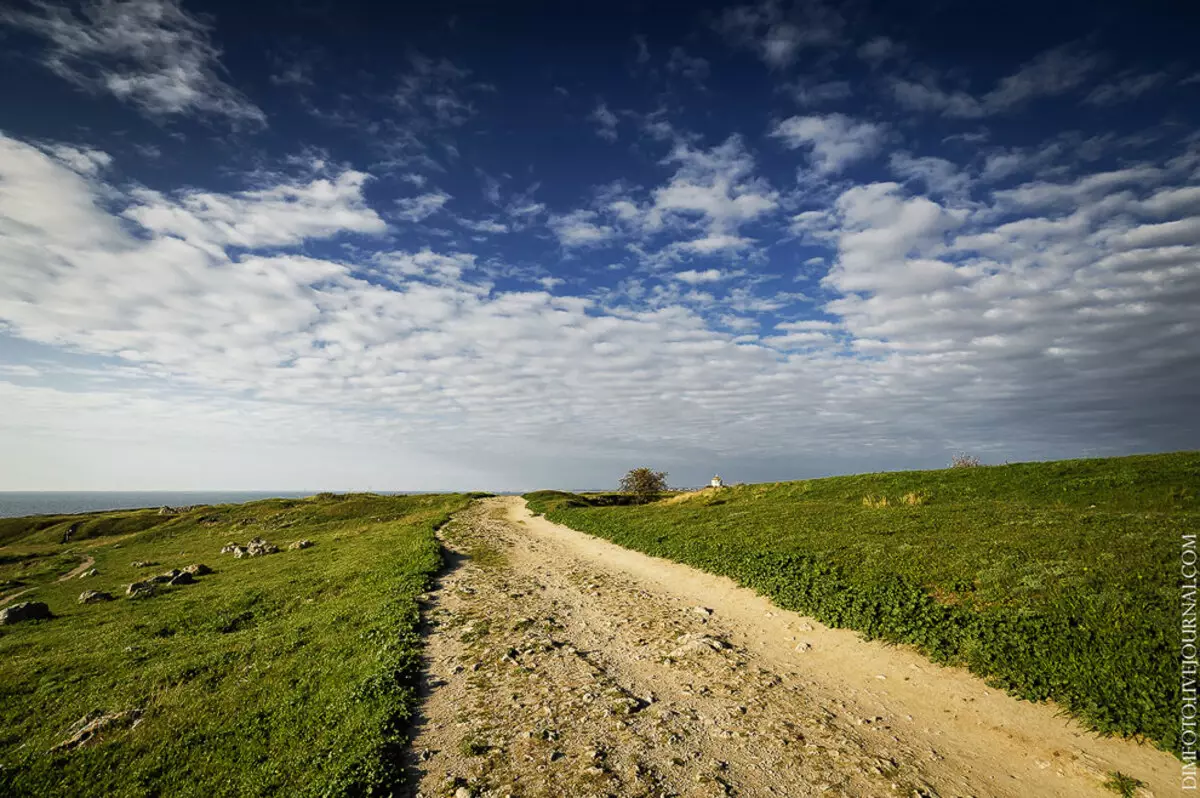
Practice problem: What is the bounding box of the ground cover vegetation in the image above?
[526,451,1199,756]
[0,492,476,797]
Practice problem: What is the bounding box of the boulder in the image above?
[182,563,211,576]
[149,570,180,584]
[78,590,114,604]
[288,539,313,550]
[157,506,176,516]
[130,561,157,568]
[246,538,278,556]
[78,568,98,579]
[126,582,155,599]
[168,571,195,586]
[1,601,52,625]
[225,538,278,557]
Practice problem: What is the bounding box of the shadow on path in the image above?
[393,538,469,796]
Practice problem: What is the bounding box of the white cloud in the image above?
[394,52,476,126]
[715,0,844,68]
[890,44,1100,118]
[666,47,710,84]
[672,268,726,284]
[761,329,834,349]
[457,217,509,234]
[554,134,779,265]
[2,0,265,124]
[888,77,983,118]
[824,182,967,295]
[1084,70,1169,106]
[548,210,615,247]
[889,153,971,197]
[589,102,620,141]
[40,143,113,176]
[626,135,779,260]
[372,52,489,172]
[771,113,884,174]
[1111,217,1200,250]
[1139,186,1200,218]
[374,249,477,283]
[654,136,778,225]
[784,78,852,106]
[124,169,387,251]
[776,319,838,331]
[395,191,452,222]
[857,36,903,66]
[979,142,1065,182]
[990,167,1161,211]
[675,234,753,254]
[986,45,1100,109]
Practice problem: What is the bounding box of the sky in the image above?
[0,0,1198,491]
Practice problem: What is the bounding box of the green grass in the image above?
[0,492,473,797]
[527,451,1200,756]
[1103,770,1146,797]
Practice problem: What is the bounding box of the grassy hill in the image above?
[527,451,1199,756]
[0,492,476,797]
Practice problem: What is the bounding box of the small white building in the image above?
[710,474,724,488]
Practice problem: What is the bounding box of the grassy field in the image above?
[0,492,476,797]
[526,451,1199,756]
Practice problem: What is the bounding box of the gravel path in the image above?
[405,497,1175,798]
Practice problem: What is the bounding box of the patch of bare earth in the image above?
[405,498,1175,798]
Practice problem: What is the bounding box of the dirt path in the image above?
[1,555,96,607]
[406,498,1176,798]
[57,555,95,581]
[0,587,34,606]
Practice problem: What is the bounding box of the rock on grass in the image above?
[1,601,52,624]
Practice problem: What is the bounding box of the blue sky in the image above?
[1,0,1198,490]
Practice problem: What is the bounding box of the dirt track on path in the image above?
[0,555,97,606]
[406,497,1176,797]
[57,555,95,581]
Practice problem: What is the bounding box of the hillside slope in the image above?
[527,451,1199,755]
[0,492,472,797]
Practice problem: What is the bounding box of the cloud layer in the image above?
[1,0,1197,489]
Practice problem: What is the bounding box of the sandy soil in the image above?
[405,497,1176,798]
